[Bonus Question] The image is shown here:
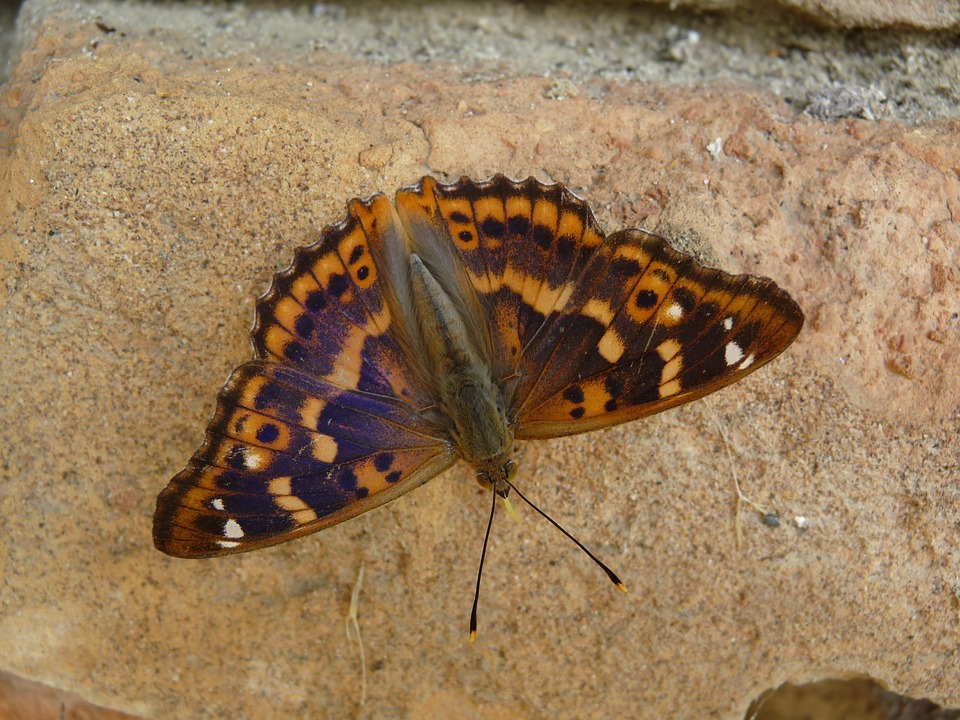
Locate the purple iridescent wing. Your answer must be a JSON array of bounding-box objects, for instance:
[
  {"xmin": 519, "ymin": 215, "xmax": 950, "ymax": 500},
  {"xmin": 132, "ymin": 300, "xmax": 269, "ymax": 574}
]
[
  {"xmin": 154, "ymin": 362, "xmax": 455, "ymax": 557},
  {"xmin": 154, "ymin": 194, "xmax": 456, "ymax": 557}
]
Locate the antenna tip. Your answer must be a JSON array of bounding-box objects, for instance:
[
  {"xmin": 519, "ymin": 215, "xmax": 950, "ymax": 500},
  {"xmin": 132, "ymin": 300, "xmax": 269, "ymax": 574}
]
[
  {"xmin": 616, "ymin": 582, "xmax": 628, "ymax": 593},
  {"xmin": 469, "ymin": 630, "xmax": 477, "ymax": 643}
]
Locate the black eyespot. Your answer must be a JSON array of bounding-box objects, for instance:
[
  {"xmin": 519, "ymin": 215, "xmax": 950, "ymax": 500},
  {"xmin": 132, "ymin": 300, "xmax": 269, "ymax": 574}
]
[
  {"xmin": 480, "ymin": 217, "xmax": 505, "ymax": 237},
  {"xmin": 532, "ymin": 225, "xmax": 553, "ymax": 250},
  {"xmin": 635, "ymin": 289, "xmax": 658, "ymax": 309},
  {"xmin": 338, "ymin": 467, "xmax": 358, "ymax": 491},
  {"xmin": 557, "ymin": 235, "xmax": 576, "ymax": 258},
  {"xmin": 374, "ymin": 453, "xmax": 394, "ymax": 472},
  {"xmin": 285, "ymin": 341, "xmax": 308, "ymax": 362},
  {"xmin": 507, "ymin": 215, "xmax": 530, "ymax": 236},
  {"xmin": 256, "ymin": 423, "xmax": 280, "ymax": 444},
  {"xmin": 328, "ymin": 273, "xmax": 350, "ymax": 297},
  {"xmin": 295, "ymin": 314, "xmax": 314, "ymax": 337},
  {"xmin": 305, "ymin": 291, "xmax": 327, "ymax": 311}
]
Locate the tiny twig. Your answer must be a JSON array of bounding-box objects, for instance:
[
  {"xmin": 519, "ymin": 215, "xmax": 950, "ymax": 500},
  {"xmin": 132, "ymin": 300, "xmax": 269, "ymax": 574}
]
[
  {"xmin": 704, "ymin": 398, "xmax": 769, "ymax": 550},
  {"xmin": 345, "ymin": 565, "xmax": 367, "ymax": 708}
]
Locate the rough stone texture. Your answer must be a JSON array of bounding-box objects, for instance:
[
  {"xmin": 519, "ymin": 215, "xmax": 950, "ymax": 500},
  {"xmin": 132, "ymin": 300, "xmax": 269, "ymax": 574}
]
[
  {"xmin": 7, "ymin": 0, "xmax": 960, "ymax": 122},
  {"xmin": 779, "ymin": 0, "xmax": 960, "ymax": 28},
  {"xmin": 0, "ymin": 669, "xmax": 141, "ymax": 720},
  {"xmin": 689, "ymin": 0, "xmax": 960, "ymax": 29},
  {"xmin": 1, "ymin": 3, "xmax": 958, "ymax": 720}
]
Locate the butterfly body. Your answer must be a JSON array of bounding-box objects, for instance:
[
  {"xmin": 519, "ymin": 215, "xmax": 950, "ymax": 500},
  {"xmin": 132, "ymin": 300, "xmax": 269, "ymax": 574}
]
[
  {"xmin": 407, "ymin": 252, "xmax": 516, "ymax": 492},
  {"xmin": 154, "ymin": 175, "xmax": 803, "ymax": 559}
]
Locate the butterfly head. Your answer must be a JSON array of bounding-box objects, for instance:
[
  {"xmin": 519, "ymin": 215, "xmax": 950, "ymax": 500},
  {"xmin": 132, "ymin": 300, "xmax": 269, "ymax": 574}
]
[{"xmin": 475, "ymin": 458, "xmax": 518, "ymax": 497}]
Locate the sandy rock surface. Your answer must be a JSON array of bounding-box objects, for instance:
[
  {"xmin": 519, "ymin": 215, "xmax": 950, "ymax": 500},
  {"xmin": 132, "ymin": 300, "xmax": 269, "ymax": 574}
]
[{"xmin": 1, "ymin": 2, "xmax": 958, "ymax": 719}]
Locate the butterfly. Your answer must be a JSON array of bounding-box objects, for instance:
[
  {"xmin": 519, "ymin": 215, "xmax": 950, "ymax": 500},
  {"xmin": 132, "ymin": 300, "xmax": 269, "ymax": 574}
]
[{"xmin": 154, "ymin": 175, "xmax": 803, "ymax": 633}]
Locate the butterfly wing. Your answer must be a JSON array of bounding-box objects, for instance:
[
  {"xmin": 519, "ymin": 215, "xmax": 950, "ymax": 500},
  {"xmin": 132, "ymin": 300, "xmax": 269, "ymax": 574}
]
[
  {"xmin": 154, "ymin": 192, "xmax": 457, "ymax": 558},
  {"xmin": 156, "ymin": 175, "xmax": 803, "ymax": 555},
  {"xmin": 394, "ymin": 175, "xmax": 605, "ymax": 385},
  {"xmin": 154, "ymin": 361, "xmax": 456, "ymax": 557},
  {"xmin": 251, "ymin": 192, "xmax": 430, "ymax": 406},
  {"xmin": 513, "ymin": 229, "xmax": 804, "ymax": 438},
  {"xmin": 393, "ymin": 175, "xmax": 802, "ymax": 440}
]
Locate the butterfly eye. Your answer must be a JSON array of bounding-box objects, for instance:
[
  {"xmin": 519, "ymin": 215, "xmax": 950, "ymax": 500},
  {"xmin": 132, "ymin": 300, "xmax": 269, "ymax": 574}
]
[
  {"xmin": 503, "ymin": 460, "xmax": 518, "ymax": 481},
  {"xmin": 475, "ymin": 471, "xmax": 493, "ymax": 490}
]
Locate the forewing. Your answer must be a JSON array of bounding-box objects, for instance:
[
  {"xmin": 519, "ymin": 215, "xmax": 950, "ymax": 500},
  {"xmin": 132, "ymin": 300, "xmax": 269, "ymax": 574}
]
[
  {"xmin": 394, "ymin": 175, "xmax": 605, "ymax": 384},
  {"xmin": 251, "ymin": 192, "xmax": 430, "ymax": 406},
  {"xmin": 154, "ymin": 361, "xmax": 456, "ymax": 557},
  {"xmin": 514, "ymin": 229, "xmax": 804, "ymax": 439},
  {"xmin": 155, "ymin": 191, "xmax": 457, "ymax": 557}
]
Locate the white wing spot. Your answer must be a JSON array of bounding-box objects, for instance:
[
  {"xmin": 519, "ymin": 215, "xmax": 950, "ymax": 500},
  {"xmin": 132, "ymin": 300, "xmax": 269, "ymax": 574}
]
[
  {"xmin": 217, "ymin": 540, "xmax": 240, "ymax": 549},
  {"xmin": 725, "ymin": 341, "xmax": 745, "ymax": 366},
  {"xmin": 739, "ymin": 353, "xmax": 756, "ymax": 370},
  {"xmin": 224, "ymin": 518, "xmax": 245, "ymax": 539},
  {"xmin": 244, "ymin": 449, "xmax": 264, "ymax": 470},
  {"xmin": 723, "ymin": 316, "xmax": 734, "ymax": 331},
  {"xmin": 666, "ymin": 303, "xmax": 684, "ymax": 320},
  {"xmin": 211, "ymin": 498, "xmax": 226, "ymax": 511}
]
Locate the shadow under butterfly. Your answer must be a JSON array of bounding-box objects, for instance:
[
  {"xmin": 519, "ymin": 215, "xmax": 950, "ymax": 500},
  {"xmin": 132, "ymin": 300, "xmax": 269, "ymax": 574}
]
[{"xmin": 153, "ymin": 175, "xmax": 804, "ymax": 639}]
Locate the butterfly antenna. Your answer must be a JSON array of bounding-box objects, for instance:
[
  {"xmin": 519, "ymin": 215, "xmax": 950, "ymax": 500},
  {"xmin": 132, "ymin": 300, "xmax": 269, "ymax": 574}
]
[
  {"xmin": 506, "ymin": 480, "xmax": 628, "ymax": 593},
  {"xmin": 470, "ymin": 489, "xmax": 499, "ymax": 643}
]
